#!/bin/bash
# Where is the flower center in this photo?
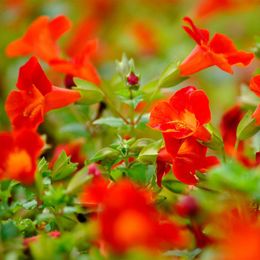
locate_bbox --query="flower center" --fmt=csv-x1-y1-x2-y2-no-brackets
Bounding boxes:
114,210,151,246
23,85,44,119
5,149,32,179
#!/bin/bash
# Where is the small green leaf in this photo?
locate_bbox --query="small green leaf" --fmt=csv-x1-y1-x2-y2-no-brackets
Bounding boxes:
73,78,104,105
93,117,125,127
204,124,224,152
90,147,120,164
138,140,163,164
162,180,186,193
130,138,154,153
237,111,260,141
52,151,78,181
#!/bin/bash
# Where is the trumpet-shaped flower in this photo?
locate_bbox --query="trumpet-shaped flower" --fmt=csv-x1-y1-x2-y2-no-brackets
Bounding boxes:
179,17,254,76
5,57,81,130
149,86,211,156
6,15,71,62
49,39,101,85
156,138,219,186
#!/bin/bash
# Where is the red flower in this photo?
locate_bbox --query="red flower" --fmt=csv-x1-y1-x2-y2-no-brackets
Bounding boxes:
50,39,101,85
194,0,233,19
149,86,211,156
179,17,254,76
0,129,44,184
250,75,260,97
6,15,71,63
156,138,219,186
80,176,110,207
5,57,81,130
98,179,185,253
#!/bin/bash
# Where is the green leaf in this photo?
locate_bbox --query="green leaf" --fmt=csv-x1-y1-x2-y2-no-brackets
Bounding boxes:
90,147,120,164
73,78,104,105
237,111,260,141
204,124,224,152
52,151,78,181
162,180,186,193
158,61,187,88
126,163,154,185
138,140,163,164
66,166,93,194
93,117,125,127
141,79,158,94
130,138,154,153
0,220,18,241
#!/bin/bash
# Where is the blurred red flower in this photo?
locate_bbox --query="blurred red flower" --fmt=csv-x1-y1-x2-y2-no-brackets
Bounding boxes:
149,86,211,156
213,207,260,260
250,75,260,97
179,17,254,76
6,15,71,63
253,105,260,126
50,39,101,85
98,179,186,253
5,57,81,130
0,129,43,184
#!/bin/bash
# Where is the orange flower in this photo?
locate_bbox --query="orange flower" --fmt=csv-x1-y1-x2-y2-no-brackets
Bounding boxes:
49,39,101,85
98,179,185,253
179,17,254,76
156,137,219,186
149,86,211,156
0,129,43,184
212,207,260,260
80,176,110,207
6,15,71,63
5,57,81,130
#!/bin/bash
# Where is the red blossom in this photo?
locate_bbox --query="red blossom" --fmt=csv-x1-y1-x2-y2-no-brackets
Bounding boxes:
98,179,185,253
149,86,211,156
5,57,81,130
49,39,101,85
179,17,254,76
249,75,260,97
156,138,219,186
6,15,71,62
0,129,44,184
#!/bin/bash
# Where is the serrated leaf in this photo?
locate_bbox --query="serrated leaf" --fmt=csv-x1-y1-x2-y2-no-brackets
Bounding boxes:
237,111,260,140
93,117,125,127
52,151,78,181
73,78,104,105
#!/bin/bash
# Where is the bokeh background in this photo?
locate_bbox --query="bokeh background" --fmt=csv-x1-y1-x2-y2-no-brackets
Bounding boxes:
1,0,259,140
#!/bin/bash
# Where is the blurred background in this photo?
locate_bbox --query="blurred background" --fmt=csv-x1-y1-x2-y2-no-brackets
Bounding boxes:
1,0,260,142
